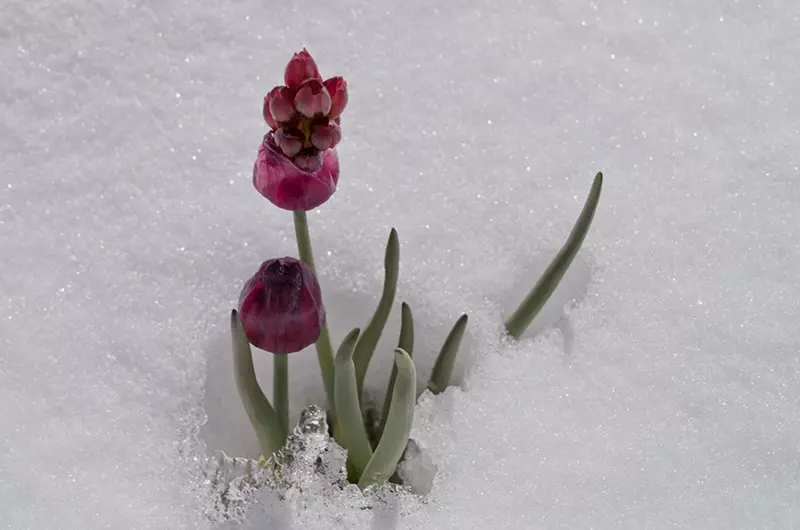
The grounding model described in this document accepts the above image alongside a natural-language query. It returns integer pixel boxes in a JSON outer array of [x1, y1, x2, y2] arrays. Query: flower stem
[[293, 210, 336, 410], [273, 354, 289, 434]]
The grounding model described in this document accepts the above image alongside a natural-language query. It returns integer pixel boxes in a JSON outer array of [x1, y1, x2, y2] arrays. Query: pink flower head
[[238, 257, 325, 354], [259, 49, 349, 200], [253, 132, 339, 211]]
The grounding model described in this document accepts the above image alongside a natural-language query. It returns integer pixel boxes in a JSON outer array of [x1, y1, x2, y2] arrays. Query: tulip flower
[[256, 49, 348, 211], [238, 257, 326, 354], [253, 132, 340, 211]]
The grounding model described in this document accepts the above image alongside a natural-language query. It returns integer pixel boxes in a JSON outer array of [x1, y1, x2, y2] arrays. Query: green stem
[[293, 210, 336, 410], [273, 354, 289, 434]]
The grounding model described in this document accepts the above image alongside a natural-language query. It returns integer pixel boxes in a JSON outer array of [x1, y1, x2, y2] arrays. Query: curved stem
[[293, 210, 336, 410]]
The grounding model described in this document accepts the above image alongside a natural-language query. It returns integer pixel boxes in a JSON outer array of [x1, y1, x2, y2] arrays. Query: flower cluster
[[254, 49, 348, 211]]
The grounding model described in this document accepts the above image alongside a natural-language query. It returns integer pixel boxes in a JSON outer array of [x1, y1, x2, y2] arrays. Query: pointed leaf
[[378, 302, 414, 441], [230, 310, 286, 457], [358, 348, 416, 489], [334, 328, 373, 479], [504, 172, 603, 339], [427, 314, 468, 394], [353, 228, 399, 398]]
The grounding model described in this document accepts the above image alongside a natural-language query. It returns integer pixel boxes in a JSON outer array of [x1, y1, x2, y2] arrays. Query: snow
[[2, 0, 799, 529]]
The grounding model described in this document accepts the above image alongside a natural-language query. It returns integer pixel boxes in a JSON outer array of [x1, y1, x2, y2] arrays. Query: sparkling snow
[[1, 0, 799, 529]]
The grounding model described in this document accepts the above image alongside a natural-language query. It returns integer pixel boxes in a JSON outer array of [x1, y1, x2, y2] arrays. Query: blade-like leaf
[[334, 328, 373, 479], [378, 302, 414, 441], [504, 172, 603, 339], [358, 348, 416, 489], [230, 310, 286, 457], [353, 228, 399, 399], [427, 313, 468, 395]]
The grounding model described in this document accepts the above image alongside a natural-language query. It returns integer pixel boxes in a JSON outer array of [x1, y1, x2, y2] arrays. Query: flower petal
[[310, 121, 342, 150], [284, 48, 322, 89], [323, 77, 348, 119], [253, 133, 339, 211], [268, 86, 296, 123], [274, 127, 304, 158], [294, 79, 332, 118]]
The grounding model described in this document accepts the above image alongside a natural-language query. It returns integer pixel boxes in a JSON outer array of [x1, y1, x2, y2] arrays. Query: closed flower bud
[[267, 86, 297, 124], [323, 77, 348, 119], [274, 127, 305, 158], [310, 121, 342, 151], [294, 79, 332, 118], [284, 48, 322, 89], [238, 257, 325, 354]]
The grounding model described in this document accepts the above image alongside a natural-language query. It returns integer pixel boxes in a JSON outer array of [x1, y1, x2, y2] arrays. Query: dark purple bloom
[[238, 257, 325, 354]]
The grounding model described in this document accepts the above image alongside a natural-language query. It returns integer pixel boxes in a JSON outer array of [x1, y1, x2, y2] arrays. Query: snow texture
[[2, 0, 799, 529]]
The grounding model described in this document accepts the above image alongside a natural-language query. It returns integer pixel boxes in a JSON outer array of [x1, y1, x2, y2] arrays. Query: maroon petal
[[294, 79, 332, 118], [310, 121, 342, 150], [293, 151, 324, 172], [323, 77, 348, 119], [262, 94, 278, 129], [284, 48, 322, 89], [274, 127, 304, 158], [253, 133, 339, 211], [267, 86, 296, 124]]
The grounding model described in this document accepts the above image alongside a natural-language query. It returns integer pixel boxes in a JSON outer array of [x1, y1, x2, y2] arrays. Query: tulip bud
[[238, 257, 326, 354], [267, 86, 296, 124], [294, 79, 332, 118], [323, 77, 348, 119], [284, 48, 322, 89], [274, 127, 305, 158], [310, 121, 342, 151], [262, 95, 278, 129]]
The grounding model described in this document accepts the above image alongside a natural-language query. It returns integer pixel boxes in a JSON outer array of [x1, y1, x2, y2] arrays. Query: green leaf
[[427, 313, 468, 395], [504, 172, 603, 339], [358, 348, 416, 489], [378, 302, 414, 441], [352, 228, 400, 399], [333, 328, 373, 480], [230, 310, 286, 457]]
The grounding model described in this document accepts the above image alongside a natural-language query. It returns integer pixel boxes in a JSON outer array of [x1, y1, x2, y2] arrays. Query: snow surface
[[2, 0, 799, 529]]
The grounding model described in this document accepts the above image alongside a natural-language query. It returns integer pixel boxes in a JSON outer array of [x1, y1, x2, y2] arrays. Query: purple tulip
[[238, 257, 325, 354]]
